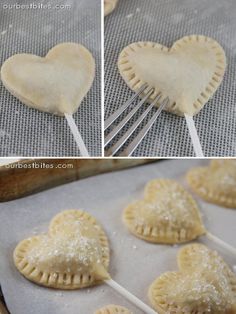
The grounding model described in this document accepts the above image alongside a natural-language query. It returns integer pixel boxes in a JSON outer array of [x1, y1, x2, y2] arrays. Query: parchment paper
[[0, 160, 235, 314]]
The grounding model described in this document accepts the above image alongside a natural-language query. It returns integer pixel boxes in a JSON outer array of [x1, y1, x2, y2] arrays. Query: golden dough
[[95, 304, 133, 314], [1, 43, 95, 116], [187, 160, 236, 208], [104, 0, 118, 16], [14, 210, 110, 289], [149, 244, 236, 313], [118, 35, 226, 116], [123, 179, 205, 244]]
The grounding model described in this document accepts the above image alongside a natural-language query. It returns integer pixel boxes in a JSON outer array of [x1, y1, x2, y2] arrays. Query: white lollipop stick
[[184, 114, 204, 157], [65, 114, 90, 157], [105, 279, 157, 314], [206, 232, 236, 256]]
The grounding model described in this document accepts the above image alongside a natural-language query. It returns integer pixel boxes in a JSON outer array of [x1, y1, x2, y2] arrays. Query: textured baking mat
[[0, 0, 101, 157], [104, 0, 236, 157], [0, 159, 235, 314]]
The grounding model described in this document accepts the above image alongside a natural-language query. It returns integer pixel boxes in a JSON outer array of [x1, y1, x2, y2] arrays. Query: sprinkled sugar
[[135, 189, 197, 229], [26, 219, 107, 273], [167, 246, 236, 312]]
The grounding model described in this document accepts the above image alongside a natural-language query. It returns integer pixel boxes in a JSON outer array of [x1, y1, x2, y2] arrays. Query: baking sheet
[[104, 0, 236, 157], [0, 159, 235, 314], [0, 0, 101, 157]]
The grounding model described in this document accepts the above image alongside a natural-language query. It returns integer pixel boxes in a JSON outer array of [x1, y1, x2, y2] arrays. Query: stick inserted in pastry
[[105, 279, 157, 314], [1, 43, 95, 156], [118, 35, 226, 156], [14, 209, 158, 313], [123, 178, 236, 257], [206, 232, 236, 256], [184, 114, 204, 157], [64, 114, 89, 157]]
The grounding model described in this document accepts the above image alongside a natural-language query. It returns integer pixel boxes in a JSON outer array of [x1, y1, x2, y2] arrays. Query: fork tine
[[104, 87, 154, 147], [105, 93, 162, 157], [119, 97, 170, 157], [104, 83, 148, 130]]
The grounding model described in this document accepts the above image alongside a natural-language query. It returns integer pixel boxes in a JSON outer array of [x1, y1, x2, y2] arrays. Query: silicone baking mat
[[0, 159, 235, 314], [0, 0, 101, 157], [104, 0, 236, 157]]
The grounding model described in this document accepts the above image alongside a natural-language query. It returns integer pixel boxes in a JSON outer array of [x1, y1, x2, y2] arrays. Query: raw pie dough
[[149, 243, 236, 313], [95, 305, 133, 314], [187, 160, 236, 208], [14, 210, 110, 289], [104, 0, 118, 16], [1, 43, 95, 116], [123, 179, 205, 244], [118, 35, 226, 116]]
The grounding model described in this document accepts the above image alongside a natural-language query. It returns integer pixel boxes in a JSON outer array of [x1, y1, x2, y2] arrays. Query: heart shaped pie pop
[[118, 35, 226, 116], [95, 304, 132, 314], [187, 160, 236, 208], [14, 210, 110, 289], [123, 179, 205, 244], [148, 244, 236, 313], [1, 43, 95, 116]]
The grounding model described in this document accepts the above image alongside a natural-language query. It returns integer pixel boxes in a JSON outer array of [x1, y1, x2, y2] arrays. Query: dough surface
[[149, 244, 236, 313], [104, 0, 118, 16], [95, 304, 132, 314], [1, 43, 95, 116], [123, 179, 205, 244], [118, 35, 226, 116], [14, 210, 110, 289], [187, 160, 236, 208]]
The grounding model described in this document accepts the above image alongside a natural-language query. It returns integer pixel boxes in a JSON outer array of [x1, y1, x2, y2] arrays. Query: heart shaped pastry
[[118, 35, 226, 116], [1, 43, 95, 116], [123, 179, 205, 244], [104, 0, 118, 16], [148, 244, 236, 313], [187, 160, 236, 208], [95, 304, 132, 314], [14, 210, 110, 289]]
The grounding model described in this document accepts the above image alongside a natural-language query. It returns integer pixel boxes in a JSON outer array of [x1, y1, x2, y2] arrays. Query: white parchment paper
[[0, 160, 235, 314]]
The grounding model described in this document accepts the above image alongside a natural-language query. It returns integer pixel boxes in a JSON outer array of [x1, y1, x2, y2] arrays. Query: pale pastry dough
[[95, 304, 133, 314], [187, 160, 236, 208], [118, 35, 226, 116], [14, 209, 110, 289], [1, 43, 95, 116], [123, 179, 205, 244], [149, 244, 236, 314], [104, 0, 118, 16]]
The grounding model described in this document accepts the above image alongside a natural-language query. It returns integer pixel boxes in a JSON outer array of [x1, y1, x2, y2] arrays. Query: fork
[[104, 84, 169, 157]]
